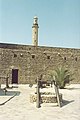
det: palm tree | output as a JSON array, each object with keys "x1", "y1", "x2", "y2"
[{"x1": 48, "y1": 67, "x2": 73, "y2": 89}]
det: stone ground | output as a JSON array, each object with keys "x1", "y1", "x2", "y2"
[{"x1": 0, "y1": 84, "x2": 80, "y2": 120}]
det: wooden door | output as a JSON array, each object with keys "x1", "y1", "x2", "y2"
[{"x1": 12, "y1": 69, "x2": 18, "y2": 84}]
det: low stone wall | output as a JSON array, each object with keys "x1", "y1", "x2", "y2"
[{"x1": 30, "y1": 92, "x2": 62, "y2": 103}]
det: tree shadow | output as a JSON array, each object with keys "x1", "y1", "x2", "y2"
[
  {"x1": 61, "y1": 99, "x2": 74, "y2": 107},
  {"x1": 0, "y1": 89, "x2": 20, "y2": 96}
]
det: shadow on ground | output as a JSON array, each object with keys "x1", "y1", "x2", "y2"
[
  {"x1": 41, "y1": 100, "x2": 74, "y2": 108},
  {"x1": 0, "y1": 89, "x2": 20, "y2": 96},
  {"x1": 61, "y1": 99, "x2": 74, "y2": 107},
  {"x1": 66, "y1": 88, "x2": 80, "y2": 90},
  {"x1": 0, "y1": 90, "x2": 20, "y2": 106}
]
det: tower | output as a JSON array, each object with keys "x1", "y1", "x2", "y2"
[{"x1": 32, "y1": 16, "x2": 39, "y2": 46}]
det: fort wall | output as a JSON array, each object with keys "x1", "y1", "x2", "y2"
[{"x1": 0, "y1": 43, "x2": 80, "y2": 84}]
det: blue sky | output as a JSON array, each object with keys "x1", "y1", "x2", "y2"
[{"x1": 0, "y1": 0, "x2": 80, "y2": 48}]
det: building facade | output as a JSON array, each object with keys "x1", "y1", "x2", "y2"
[{"x1": 0, "y1": 17, "x2": 80, "y2": 84}]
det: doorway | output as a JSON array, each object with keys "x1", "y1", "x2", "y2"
[{"x1": 12, "y1": 69, "x2": 18, "y2": 84}]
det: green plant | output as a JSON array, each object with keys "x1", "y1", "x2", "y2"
[{"x1": 48, "y1": 67, "x2": 73, "y2": 89}]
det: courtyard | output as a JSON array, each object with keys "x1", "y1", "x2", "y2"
[{"x1": 0, "y1": 84, "x2": 80, "y2": 120}]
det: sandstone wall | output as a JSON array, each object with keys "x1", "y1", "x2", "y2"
[{"x1": 0, "y1": 43, "x2": 80, "y2": 84}]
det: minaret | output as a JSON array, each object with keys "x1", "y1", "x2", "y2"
[{"x1": 32, "y1": 16, "x2": 39, "y2": 46}]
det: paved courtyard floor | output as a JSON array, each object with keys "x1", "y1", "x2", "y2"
[{"x1": 0, "y1": 84, "x2": 80, "y2": 120}]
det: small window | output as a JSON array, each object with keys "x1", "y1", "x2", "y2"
[
  {"x1": 32, "y1": 55, "x2": 35, "y2": 58},
  {"x1": 43, "y1": 52, "x2": 47, "y2": 55},
  {"x1": 47, "y1": 56, "x2": 50, "y2": 59},
  {"x1": 28, "y1": 51, "x2": 30, "y2": 54},
  {"x1": 20, "y1": 53, "x2": 23, "y2": 57},
  {"x1": 64, "y1": 57, "x2": 66, "y2": 61},
  {"x1": 14, "y1": 54, "x2": 17, "y2": 57},
  {"x1": 75, "y1": 57, "x2": 77, "y2": 61},
  {"x1": 58, "y1": 53, "x2": 61, "y2": 57},
  {"x1": 29, "y1": 48, "x2": 31, "y2": 50}
]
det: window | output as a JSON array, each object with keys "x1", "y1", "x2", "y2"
[
  {"x1": 14, "y1": 54, "x2": 17, "y2": 57},
  {"x1": 29, "y1": 48, "x2": 31, "y2": 50},
  {"x1": 47, "y1": 56, "x2": 50, "y2": 59},
  {"x1": 32, "y1": 55, "x2": 35, "y2": 58},
  {"x1": 20, "y1": 53, "x2": 23, "y2": 57},
  {"x1": 58, "y1": 52, "x2": 61, "y2": 57},
  {"x1": 28, "y1": 51, "x2": 30, "y2": 54},
  {"x1": 64, "y1": 57, "x2": 66, "y2": 61},
  {"x1": 43, "y1": 52, "x2": 47, "y2": 55},
  {"x1": 75, "y1": 57, "x2": 77, "y2": 61}
]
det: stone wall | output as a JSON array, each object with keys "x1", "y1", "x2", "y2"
[{"x1": 0, "y1": 43, "x2": 80, "y2": 84}]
